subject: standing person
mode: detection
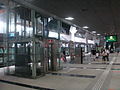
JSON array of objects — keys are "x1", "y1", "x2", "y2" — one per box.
[
  {"x1": 117, "y1": 50, "x2": 119, "y2": 53},
  {"x1": 106, "y1": 49, "x2": 109, "y2": 61},
  {"x1": 91, "y1": 49, "x2": 96, "y2": 61},
  {"x1": 102, "y1": 50, "x2": 108, "y2": 62},
  {"x1": 63, "y1": 49, "x2": 67, "y2": 62},
  {"x1": 96, "y1": 50, "x2": 99, "y2": 60}
]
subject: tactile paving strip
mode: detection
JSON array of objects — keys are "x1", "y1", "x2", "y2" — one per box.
[{"x1": 92, "y1": 57, "x2": 116, "y2": 90}]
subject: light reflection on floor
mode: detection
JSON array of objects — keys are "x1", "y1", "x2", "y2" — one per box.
[{"x1": 0, "y1": 65, "x2": 15, "y2": 76}]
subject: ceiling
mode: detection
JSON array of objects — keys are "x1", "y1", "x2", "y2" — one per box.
[
  {"x1": 21, "y1": 0, "x2": 120, "y2": 35},
  {"x1": 1, "y1": 0, "x2": 120, "y2": 36}
]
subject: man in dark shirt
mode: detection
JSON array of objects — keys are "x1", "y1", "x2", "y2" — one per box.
[{"x1": 63, "y1": 49, "x2": 66, "y2": 62}]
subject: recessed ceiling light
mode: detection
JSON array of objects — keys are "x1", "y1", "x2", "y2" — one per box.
[
  {"x1": 92, "y1": 31, "x2": 96, "y2": 34},
  {"x1": 97, "y1": 34, "x2": 100, "y2": 35},
  {"x1": 83, "y1": 26, "x2": 89, "y2": 29},
  {"x1": 65, "y1": 17, "x2": 74, "y2": 20}
]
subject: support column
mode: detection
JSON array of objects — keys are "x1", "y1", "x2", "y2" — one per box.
[
  {"x1": 42, "y1": 18, "x2": 48, "y2": 73},
  {"x1": 85, "y1": 31, "x2": 89, "y2": 53},
  {"x1": 6, "y1": 4, "x2": 10, "y2": 74},
  {"x1": 31, "y1": 10, "x2": 36, "y2": 78}
]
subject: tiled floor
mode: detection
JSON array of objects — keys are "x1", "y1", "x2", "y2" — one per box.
[
  {"x1": 0, "y1": 53, "x2": 120, "y2": 90},
  {"x1": 108, "y1": 56, "x2": 120, "y2": 90},
  {"x1": 0, "y1": 82, "x2": 34, "y2": 90}
]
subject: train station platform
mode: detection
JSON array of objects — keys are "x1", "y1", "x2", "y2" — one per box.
[{"x1": 0, "y1": 53, "x2": 120, "y2": 90}]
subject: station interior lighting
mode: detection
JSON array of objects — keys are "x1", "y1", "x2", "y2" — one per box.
[
  {"x1": 65, "y1": 17, "x2": 74, "y2": 20},
  {"x1": 83, "y1": 26, "x2": 89, "y2": 29},
  {"x1": 92, "y1": 31, "x2": 96, "y2": 34},
  {"x1": 97, "y1": 34, "x2": 100, "y2": 35}
]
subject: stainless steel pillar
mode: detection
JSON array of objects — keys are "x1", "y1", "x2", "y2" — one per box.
[{"x1": 31, "y1": 10, "x2": 36, "y2": 78}]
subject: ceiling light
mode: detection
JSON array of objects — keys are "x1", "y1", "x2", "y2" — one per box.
[
  {"x1": 65, "y1": 17, "x2": 74, "y2": 20},
  {"x1": 97, "y1": 34, "x2": 100, "y2": 35},
  {"x1": 83, "y1": 26, "x2": 89, "y2": 29},
  {"x1": 16, "y1": 4, "x2": 21, "y2": 7},
  {"x1": 92, "y1": 31, "x2": 96, "y2": 34}
]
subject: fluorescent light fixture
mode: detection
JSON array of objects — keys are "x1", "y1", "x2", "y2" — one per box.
[
  {"x1": 74, "y1": 37, "x2": 86, "y2": 43},
  {"x1": 60, "y1": 34, "x2": 71, "y2": 41},
  {"x1": 97, "y1": 34, "x2": 100, "y2": 35},
  {"x1": 92, "y1": 31, "x2": 96, "y2": 34},
  {"x1": 65, "y1": 17, "x2": 74, "y2": 20},
  {"x1": 88, "y1": 40, "x2": 95, "y2": 44},
  {"x1": 49, "y1": 31, "x2": 58, "y2": 39},
  {"x1": 83, "y1": 26, "x2": 89, "y2": 29}
]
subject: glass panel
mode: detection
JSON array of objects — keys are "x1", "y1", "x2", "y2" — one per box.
[
  {"x1": 47, "y1": 18, "x2": 59, "y2": 39},
  {"x1": 0, "y1": 3, "x2": 7, "y2": 66},
  {"x1": 6, "y1": 4, "x2": 33, "y2": 77},
  {"x1": 35, "y1": 42, "x2": 44, "y2": 76},
  {"x1": 14, "y1": 43, "x2": 32, "y2": 77},
  {"x1": 35, "y1": 12, "x2": 44, "y2": 36}
]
